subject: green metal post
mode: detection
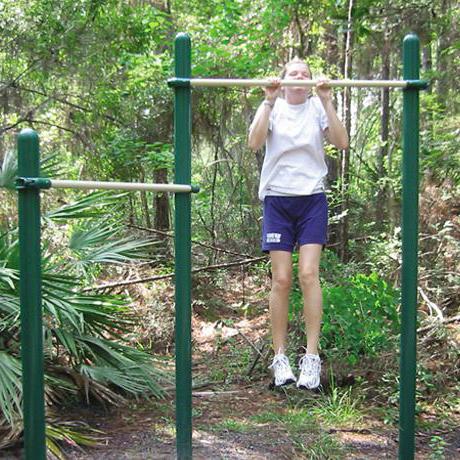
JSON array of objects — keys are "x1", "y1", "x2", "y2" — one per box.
[
  {"x1": 400, "y1": 33, "x2": 420, "y2": 460},
  {"x1": 17, "y1": 129, "x2": 46, "y2": 460},
  {"x1": 173, "y1": 33, "x2": 192, "y2": 459}
]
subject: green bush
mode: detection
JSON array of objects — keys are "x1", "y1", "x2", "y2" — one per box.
[
  {"x1": 289, "y1": 257, "x2": 399, "y2": 364},
  {"x1": 321, "y1": 273, "x2": 399, "y2": 363}
]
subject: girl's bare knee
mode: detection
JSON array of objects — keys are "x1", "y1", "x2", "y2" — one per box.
[
  {"x1": 298, "y1": 267, "x2": 319, "y2": 289},
  {"x1": 272, "y1": 275, "x2": 292, "y2": 292}
]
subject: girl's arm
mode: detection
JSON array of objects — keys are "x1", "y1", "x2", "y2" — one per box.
[
  {"x1": 316, "y1": 81, "x2": 349, "y2": 150},
  {"x1": 248, "y1": 79, "x2": 281, "y2": 151},
  {"x1": 248, "y1": 103, "x2": 273, "y2": 151}
]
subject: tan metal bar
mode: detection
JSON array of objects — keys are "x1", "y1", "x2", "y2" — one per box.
[{"x1": 190, "y1": 78, "x2": 408, "y2": 88}]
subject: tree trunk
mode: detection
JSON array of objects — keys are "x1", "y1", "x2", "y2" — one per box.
[
  {"x1": 376, "y1": 31, "x2": 390, "y2": 230},
  {"x1": 339, "y1": 0, "x2": 354, "y2": 262},
  {"x1": 154, "y1": 168, "x2": 170, "y2": 231},
  {"x1": 436, "y1": 0, "x2": 452, "y2": 108},
  {"x1": 139, "y1": 168, "x2": 152, "y2": 228},
  {"x1": 324, "y1": 23, "x2": 340, "y2": 248},
  {"x1": 209, "y1": 141, "x2": 219, "y2": 257}
]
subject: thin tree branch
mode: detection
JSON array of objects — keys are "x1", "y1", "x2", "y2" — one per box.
[
  {"x1": 128, "y1": 225, "x2": 256, "y2": 259},
  {"x1": 0, "y1": 59, "x2": 42, "y2": 93},
  {"x1": 23, "y1": 119, "x2": 79, "y2": 135},
  {"x1": 16, "y1": 85, "x2": 122, "y2": 125},
  {"x1": 417, "y1": 314, "x2": 460, "y2": 334},
  {"x1": 84, "y1": 256, "x2": 268, "y2": 292},
  {"x1": 418, "y1": 287, "x2": 444, "y2": 321},
  {"x1": 0, "y1": 119, "x2": 26, "y2": 135}
]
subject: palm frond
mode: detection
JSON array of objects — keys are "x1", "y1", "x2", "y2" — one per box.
[
  {"x1": 69, "y1": 224, "x2": 118, "y2": 251},
  {"x1": 46, "y1": 421, "x2": 102, "y2": 460},
  {"x1": 0, "y1": 294, "x2": 20, "y2": 331},
  {"x1": 52, "y1": 329, "x2": 82, "y2": 362},
  {"x1": 41, "y1": 153, "x2": 66, "y2": 179},
  {"x1": 0, "y1": 352, "x2": 22, "y2": 426},
  {"x1": 41, "y1": 272, "x2": 132, "y2": 335},
  {"x1": 0, "y1": 150, "x2": 17, "y2": 190},
  {"x1": 42, "y1": 295, "x2": 85, "y2": 333},
  {"x1": 44, "y1": 372, "x2": 79, "y2": 404},
  {"x1": 68, "y1": 221, "x2": 156, "y2": 268},
  {"x1": 80, "y1": 365, "x2": 154, "y2": 395},
  {"x1": 0, "y1": 293, "x2": 20, "y2": 315},
  {"x1": 0, "y1": 267, "x2": 18, "y2": 291},
  {"x1": 0, "y1": 186, "x2": 170, "y2": 451},
  {"x1": 45, "y1": 191, "x2": 127, "y2": 220},
  {"x1": 77, "y1": 336, "x2": 168, "y2": 399},
  {"x1": 75, "y1": 236, "x2": 155, "y2": 266},
  {"x1": 67, "y1": 295, "x2": 133, "y2": 335},
  {"x1": 0, "y1": 233, "x2": 19, "y2": 271}
]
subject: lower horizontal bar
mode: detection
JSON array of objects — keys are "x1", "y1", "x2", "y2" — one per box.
[
  {"x1": 168, "y1": 78, "x2": 428, "y2": 89},
  {"x1": 16, "y1": 178, "x2": 199, "y2": 193}
]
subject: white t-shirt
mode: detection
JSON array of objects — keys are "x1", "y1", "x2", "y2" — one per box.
[{"x1": 254, "y1": 96, "x2": 329, "y2": 201}]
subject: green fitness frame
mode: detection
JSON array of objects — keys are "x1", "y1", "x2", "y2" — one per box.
[
  {"x1": 14, "y1": 32, "x2": 426, "y2": 460},
  {"x1": 169, "y1": 32, "x2": 426, "y2": 460},
  {"x1": 15, "y1": 129, "x2": 198, "y2": 460}
]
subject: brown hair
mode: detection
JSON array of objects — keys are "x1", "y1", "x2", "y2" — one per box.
[{"x1": 280, "y1": 57, "x2": 312, "y2": 79}]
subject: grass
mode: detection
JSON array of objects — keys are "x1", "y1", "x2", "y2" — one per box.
[
  {"x1": 251, "y1": 407, "x2": 317, "y2": 433},
  {"x1": 251, "y1": 406, "x2": 348, "y2": 458},
  {"x1": 428, "y1": 435, "x2": 449, "y2": 459},
  {"x1": 292, "y1": 431, "x2": 347, "y2": 460},
  {"x1": 192, "y1": 384, "x2": 355, "y2": 458},
  {"x1": 308, "y1": 385, "x2": 364, "y2": 427},
  {"x1": 154, "y1": 416, "x2": 176, "y2": 437},
  {"x1": 211, "y1": 418, "x2": 252, "y2": 433}
]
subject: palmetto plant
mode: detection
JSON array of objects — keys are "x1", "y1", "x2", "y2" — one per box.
[{"x1": 0, "y1": 157, "x2": 170, "y2": 453}]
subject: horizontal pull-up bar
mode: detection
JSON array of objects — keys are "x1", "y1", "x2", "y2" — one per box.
[
  {"x1": 15, "y1": 177, "x2": 200, "y2": 193},
  {"x1": 168, "y1": 78, "x2": 429, "y2": 90}
]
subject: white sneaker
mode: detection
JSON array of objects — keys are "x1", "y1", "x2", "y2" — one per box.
[
  {"x1": 269, "y1": 353, "x2": 296, "y2": 387},
  {"x1": 297, "y1": 353, "x2": 321, "y2": 389}
]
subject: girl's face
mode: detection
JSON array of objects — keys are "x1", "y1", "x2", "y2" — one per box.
[
  {"x1": 285, "y1": 62, "x2": 311, "y2": 80},
  {"x1": 284, "y1": 62, "x2": 311, "y2": 98}
]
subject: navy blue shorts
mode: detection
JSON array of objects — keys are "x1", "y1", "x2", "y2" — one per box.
[{"x1": 261, "y1": 193, "x2": 328, "y2": 253}]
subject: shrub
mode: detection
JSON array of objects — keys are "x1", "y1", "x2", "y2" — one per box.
[
  {"x1": 289, "y1": 259, "x2": 399, "y2": 365},
  {"x1": 321, "y1": 273, "x2": 399, "y2": 363}
]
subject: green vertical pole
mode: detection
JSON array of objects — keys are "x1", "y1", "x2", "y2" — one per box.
[
  {"x1": 400, "y1": 33, "x2": 420, "y2": 460},
  {"x1": 17, "y1": 128, "x2": 46, "y2": 460},
  {"x1": 173, "y1": 33, "x2": 192, "y2": 460}
]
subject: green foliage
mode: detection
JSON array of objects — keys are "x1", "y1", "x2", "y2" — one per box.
[
  {"x1": 420, "y1": 114, "x2": 460, "y2": 185},
  {"x1": 321, "y1": 273, "x2": 399, "y2": 363},
  {"x1": 293, "y1": 431, "x2": 346, "y2": 460},
  {"x1": 252, "y1": 407, "x2": 346, "y2": 458},
  {"x1": 289, "y1": 252, "x2": 399, "y2": 364},
  {"x1": 428, "y1": 435, "x2": 448, "y2": 460},
  {"x1": 0, "y1": 193, "x2": 170, "y2": 452},
  {"x1": 68, "y1": 220, "x2": 156, "y2": 275},
  {"x1": 212, "y1": 418, "x2": 251, "y2": 433},
  {"x1": 309, "y1": 384, "x2": 364, "y2": 427},
  {"x1": 0, "y1": 352, "x2": 22, "y2": 426},
  {"x1": 0, "y1": 150, "x2": 17, "y2": 190},
  {"x1": 46, "y1": 422, "x2": 100, "y2": 460},
  {"x1": 1, "y1": 0, "x2": 459, "y2": 455},
  {"x1": 98, "y1": 132, "x2": 173, "y2": 180},
  {"x1": 45, "y1": 191, "x2": 124, "y2": 220}
]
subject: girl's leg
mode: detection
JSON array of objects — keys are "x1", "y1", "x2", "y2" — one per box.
[
  {"x1": 269, "y1": 250, "x2": 292, "y2": 354},
  {"x1": 298, "y1": 244, "x2": 323, "y2": 355}
]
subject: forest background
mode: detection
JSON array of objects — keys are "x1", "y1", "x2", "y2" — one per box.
[{"x1": 0, "y1": 0, "x2": 459, "y2": 458}]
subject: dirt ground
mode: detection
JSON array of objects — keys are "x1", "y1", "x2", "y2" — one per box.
[
  {"x1": 1, "y1": 272, "x2": 459, "y2": 459},
  {"x1": 2, "y1": 368, "x2": 459, "y2": 459},
  {"x1": 43, "y1": 349, "x2": 460, "y2": 459}
]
